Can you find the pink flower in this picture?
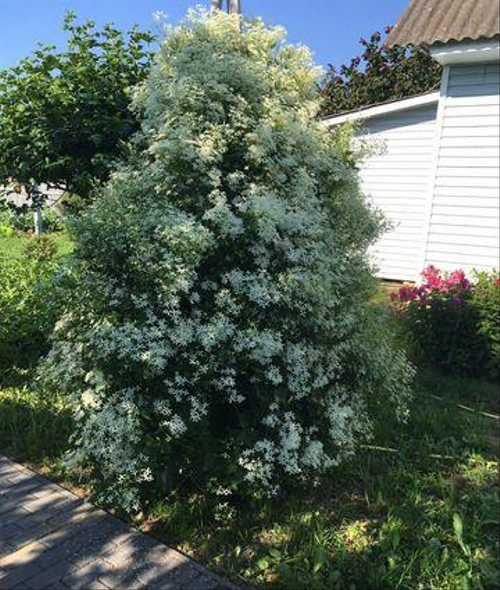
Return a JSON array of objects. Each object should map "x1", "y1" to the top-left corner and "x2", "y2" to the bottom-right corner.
[
  {"x1": 394, "y1": 284, "x2": 418, "y2": 303},
  {"x1": 419, "y1": 266, "x2": 471, "y2": 295},
  {"x1": 421, "y1": 266, "x2": 445, "y2": 291},
  {"x1": 447, "y1": 270, "x2": 471, "y2": 292},
  {"x1": 393, "y1": 266, "x2": 476, "y2": 309}
]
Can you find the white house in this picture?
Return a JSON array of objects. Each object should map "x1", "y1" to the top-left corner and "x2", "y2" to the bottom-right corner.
[{"x1": 325, "y1": 0, "x2": 500, "y2": 282}]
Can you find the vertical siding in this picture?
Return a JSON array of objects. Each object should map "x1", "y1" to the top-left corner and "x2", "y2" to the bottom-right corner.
[
  {"x1": 357, "y1": 105, "x2": 438, "y2": 281},
  {"x1": 424, "y1": 62, "x2": 500, "y2": 274}
]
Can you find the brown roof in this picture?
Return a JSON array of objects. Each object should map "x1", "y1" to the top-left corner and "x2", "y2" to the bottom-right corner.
[{"x1": 387, "y1": 0, "x2": 500, "y2": 47}]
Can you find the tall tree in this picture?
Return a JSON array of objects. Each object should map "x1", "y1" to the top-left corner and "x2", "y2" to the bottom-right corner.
[
  {"x1": 0, "y1": 12, "x2": 155, "y2": 211},
  {"x1": 321, "y1": 27, "x2": 441, "y2": 116}
]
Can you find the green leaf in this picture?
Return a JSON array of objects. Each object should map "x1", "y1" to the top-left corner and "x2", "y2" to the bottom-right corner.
[
  {"x1": 313, "y1": 560, "x2": 325, "y2": 574},
  {"x1": 453, "y1": 513, "x2": 471, "y2": 557},
  {"x1": 391, "y1": 529, "x2": 400, "y2": 551},
  {"x1": 453, "y1": 513, "x2": 464, "y2": 543}
]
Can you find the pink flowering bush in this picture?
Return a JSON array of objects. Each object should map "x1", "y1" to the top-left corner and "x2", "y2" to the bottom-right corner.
[
  {"x1": 391, "y1": 266, "x2": 472, "y2": 305},
  {"x1": 391, "y1": 266, "x2": 498, "y2": 378}
]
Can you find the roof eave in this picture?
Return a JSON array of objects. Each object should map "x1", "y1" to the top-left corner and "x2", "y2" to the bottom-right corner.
[
  {"x1": 430, "y1": 38, "x2": 500, "y2": 65},
  {"x1": 322, "y1": 91, "x2": 440, "y2": 127}
]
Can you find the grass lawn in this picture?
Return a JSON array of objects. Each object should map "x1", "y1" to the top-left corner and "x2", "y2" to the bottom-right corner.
[
  {"x1": 0, "y1": 231, "x2": 74, "y2": 259},
  {"x1": 1, "y1": 369, "x2": 498, "y2": 590}
]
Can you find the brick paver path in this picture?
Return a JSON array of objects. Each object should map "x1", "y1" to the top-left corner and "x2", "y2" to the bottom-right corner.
[{"x1": 0, "y1": 456, "x2": 238, "y2": 589}]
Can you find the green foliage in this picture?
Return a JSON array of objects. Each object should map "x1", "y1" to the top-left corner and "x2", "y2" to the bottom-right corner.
[
  {"x1": 403, "y1": 295, "x2": 489, "y2": 378},
  {"x1": 0, "y1": 224, "x2": 15, "y2": 238},
  {"x1": 0, "y1": 206, "x2": 64, "y2": 233},
  {"x1": 0, "y1": 237, "x2": 68, "y2": 377},
  {"x1": 0, "y1": 12, "x2": 155, "y2": 211},
  {"x1": 44, "y1": 10, "x2": 413, "y2": 513},
  {"x1": 0, "y1": 231, "x2": 74, "y2": 260},
  {"x1": 472, "y1": 271, "x2": 500, "y2": 379},
  {"x1": 321, "y1": 28, "x2": 441, "y2": 116},
  {"x1": 0, "y1": 386, "x2": 73, "y2": 462}
]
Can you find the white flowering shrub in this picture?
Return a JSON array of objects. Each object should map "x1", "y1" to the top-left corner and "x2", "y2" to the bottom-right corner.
[{"x1": 44, "y1": 10, "x2": 414, "y2": 512}]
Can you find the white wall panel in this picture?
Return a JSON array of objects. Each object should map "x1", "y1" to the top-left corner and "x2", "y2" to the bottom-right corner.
[
  {"x1": 356, "y1": 104, "x2": 438, "y2": 280},
  {"x1": 424, "y1": 62, "x2": 500, "y2": 275}
]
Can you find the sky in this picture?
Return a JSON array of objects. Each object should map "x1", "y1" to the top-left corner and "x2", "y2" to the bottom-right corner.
[{"x1": 0, "y1": 0, "x2": 410, "y2": 71}]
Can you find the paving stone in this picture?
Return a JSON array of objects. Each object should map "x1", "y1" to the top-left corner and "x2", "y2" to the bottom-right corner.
[
  {"x1": 14, "y1": 496, "x2": 87, "y2": 530},
  {"x1": 24, "y1": 556, "x2": 116, "y2": 590},
  {"x1": 1, "y1": 502, "x2": 93, "y2": 552},
  {"x1": 0, "y1": 541, "x2": 17, "y2": 561},
  {"x1": 0, "y1": 456, "x2": 239, "y2": 590},
  {"x1": 0, "y1": 541, "x2": 49, "y2": 570},
  {"x1": 21, "y1": 558, "x2": 79, "y2": 590},
  {"x1": 0, "y1": 523, "x2": 22, "y2": 537},
  {"x1": 0, "y1": 483, "x2": 48, "y2": 511},
  {"x1": 0, "y1": 552, "x2": 45, "y2": 588},
  {"x1": 0, "y1": 507, "x2": 33, "y2": 528},
  {"x1": 185, "y1": 575, "x2": 236, "y2": 590},
  {"x1": 14, "y1": 582, "x2": 69, "y2": 590},
  {"x1": 61, "y1": 573, "x2": 113, "y2": 590}
]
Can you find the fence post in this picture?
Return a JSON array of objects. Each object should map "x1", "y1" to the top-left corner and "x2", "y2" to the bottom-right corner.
[
  {"x1": 34, "y1": 206, "x2": 43, "y2": 236},
  {"x1": 32, "y1": 184, "x2": 43, "y2": 236}
]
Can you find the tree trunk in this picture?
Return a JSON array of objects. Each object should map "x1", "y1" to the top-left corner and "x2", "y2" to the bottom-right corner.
[
  {"x1": 212, "y1": 0, "x2": 241, "y2": 13},
  {"x1": 228, "y1": 0, "x2": 242, "y2": 13}
]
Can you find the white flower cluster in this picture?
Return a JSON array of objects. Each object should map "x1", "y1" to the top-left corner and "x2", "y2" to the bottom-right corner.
[{"x1": 43, "y1": 9, "x2": 414, "y2": 512}]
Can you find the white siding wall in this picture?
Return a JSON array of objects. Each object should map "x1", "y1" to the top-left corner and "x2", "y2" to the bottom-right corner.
[
  {"x1": 357, "y1": 104, "x2": 438, "y2": 281},
  {"x1": 424, "y1": 62, "x2": 500, "y2": 274}
]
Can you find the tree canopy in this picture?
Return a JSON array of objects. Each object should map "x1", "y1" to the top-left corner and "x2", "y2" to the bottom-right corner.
[
  {"x1": 321, "y1": 27, "x2": 442, "y2": 116},
  {"x1": 0, "y1": 12, "x2": 155, "y2": 210}
]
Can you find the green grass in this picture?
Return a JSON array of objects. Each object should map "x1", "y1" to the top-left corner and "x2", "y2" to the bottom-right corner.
[
  {"x1": 0, "y1": 231, "x2": 74, "y2": 259},
  {"x1": 0, "y1": 370, "x2": 498, "y2": 590},
  {"x1": 0, "y1": 385, "x2": 73, "y2": 464}
]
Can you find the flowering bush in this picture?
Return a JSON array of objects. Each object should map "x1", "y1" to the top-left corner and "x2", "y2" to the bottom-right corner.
[
  {"x1": 391, "y1": 266, "x2": 498, "y2": 377},
  {"x1": 43, "y1": 10, "x2": 414, "y2": 512}
]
